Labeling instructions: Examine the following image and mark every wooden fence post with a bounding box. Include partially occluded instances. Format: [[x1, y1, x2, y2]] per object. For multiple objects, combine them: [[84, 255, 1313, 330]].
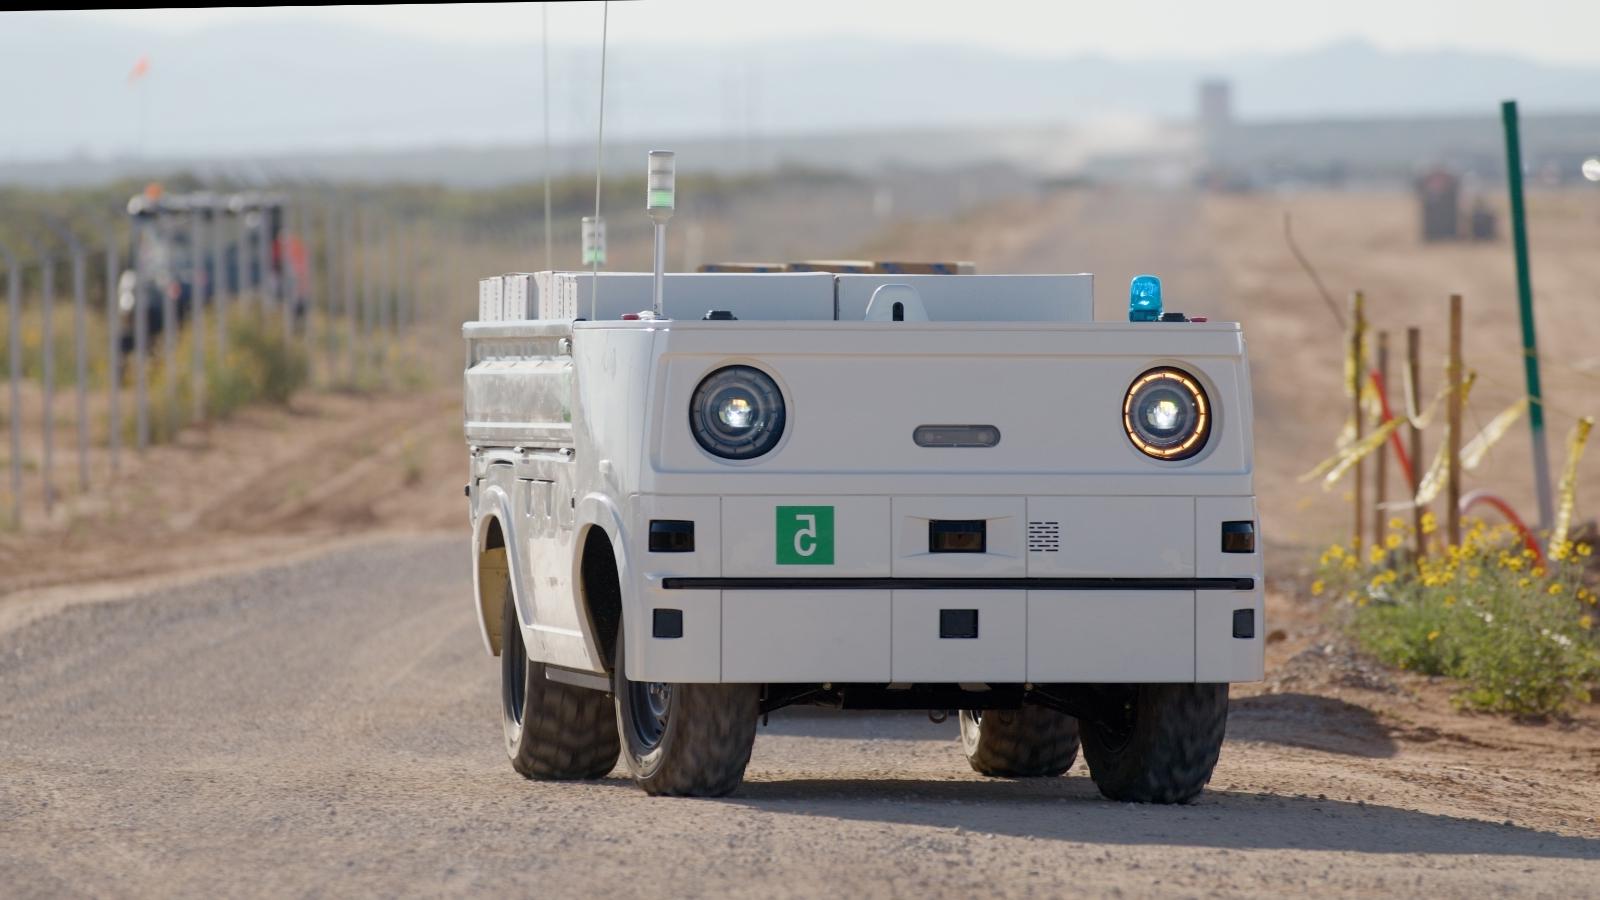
[[1373, 330, 1389, 548], [1350, 290, 1365, 550], [1407, 326, 1425, 559], [1447, 294, 1463, 548]]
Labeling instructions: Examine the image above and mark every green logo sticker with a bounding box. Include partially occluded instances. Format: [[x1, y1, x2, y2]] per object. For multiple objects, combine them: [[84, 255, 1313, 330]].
[[776, 506, 834, 565]]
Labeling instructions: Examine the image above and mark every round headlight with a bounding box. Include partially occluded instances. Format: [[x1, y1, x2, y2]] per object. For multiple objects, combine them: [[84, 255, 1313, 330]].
[[1123, 368, 1210, 460], [690, 365, 786, 460]]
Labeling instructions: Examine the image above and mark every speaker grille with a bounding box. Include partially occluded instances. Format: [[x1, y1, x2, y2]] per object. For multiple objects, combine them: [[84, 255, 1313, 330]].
[[1027, 521, 1060, 553]]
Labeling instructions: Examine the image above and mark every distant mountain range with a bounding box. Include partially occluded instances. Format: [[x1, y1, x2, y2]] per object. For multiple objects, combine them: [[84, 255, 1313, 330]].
[[5, 13, 1599, 184]]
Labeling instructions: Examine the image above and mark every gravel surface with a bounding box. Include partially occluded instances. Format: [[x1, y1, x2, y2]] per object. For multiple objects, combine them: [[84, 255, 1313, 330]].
[[2, 536, 1598, 898]]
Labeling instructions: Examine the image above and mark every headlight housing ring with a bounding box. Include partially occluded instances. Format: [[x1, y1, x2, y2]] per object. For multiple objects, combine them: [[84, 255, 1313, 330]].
[[1123, 367, 1210, 461], [689, 365, 786, 460]]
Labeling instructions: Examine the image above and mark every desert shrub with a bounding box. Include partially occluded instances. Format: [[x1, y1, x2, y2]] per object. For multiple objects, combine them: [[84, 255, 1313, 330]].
[[136, 308, 309, 443], [1315, 516, 1599, 718]]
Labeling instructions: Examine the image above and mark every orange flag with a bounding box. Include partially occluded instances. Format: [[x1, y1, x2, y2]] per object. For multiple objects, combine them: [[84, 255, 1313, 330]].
[[128, 55, 150, 83]]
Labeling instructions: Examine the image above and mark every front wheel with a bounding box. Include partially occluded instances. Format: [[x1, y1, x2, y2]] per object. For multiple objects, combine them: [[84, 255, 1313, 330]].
[[500, 586, 620, 779], [613, 624, 759, 797], [1079, 683, 1229, 804]]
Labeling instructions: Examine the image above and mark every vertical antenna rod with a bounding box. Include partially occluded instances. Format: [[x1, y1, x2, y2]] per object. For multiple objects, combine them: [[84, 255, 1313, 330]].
[[542, 4, 553, 273], [589, 1, 609, 320]]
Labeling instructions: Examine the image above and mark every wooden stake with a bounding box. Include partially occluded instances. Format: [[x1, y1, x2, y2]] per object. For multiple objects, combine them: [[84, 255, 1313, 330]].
[[1447, 294, 1463, 548], [1373, 330, 1389, 549], [1407, 326, 1426, 560], [1350, 291, 1365, 550]]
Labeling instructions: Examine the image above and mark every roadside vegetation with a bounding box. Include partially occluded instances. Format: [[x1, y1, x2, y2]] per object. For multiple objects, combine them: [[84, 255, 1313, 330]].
[[139, 310, 309, 443], [1314, 516, 1600, 717]]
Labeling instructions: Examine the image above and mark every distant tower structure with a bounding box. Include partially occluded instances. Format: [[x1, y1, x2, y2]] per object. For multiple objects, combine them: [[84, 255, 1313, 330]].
[[1197, 79, 1234, 184], [1198, 79, 1233, 136]]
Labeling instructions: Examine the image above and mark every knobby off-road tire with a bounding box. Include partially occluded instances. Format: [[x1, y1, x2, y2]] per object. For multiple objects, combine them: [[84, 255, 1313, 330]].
[[613, 625, 759, 797], [500, 586, 620, 779], [959, 707, 1080, 777], [1079, 683, 1229, 804]]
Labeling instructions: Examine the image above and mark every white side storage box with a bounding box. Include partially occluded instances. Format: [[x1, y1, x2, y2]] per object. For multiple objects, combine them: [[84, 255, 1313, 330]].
[[555, 272, 835, 321], [836, 274, 1094, 322], [501, 273, 539, 321], [534, 271, 575, 320], [477, 276, 504, 322]]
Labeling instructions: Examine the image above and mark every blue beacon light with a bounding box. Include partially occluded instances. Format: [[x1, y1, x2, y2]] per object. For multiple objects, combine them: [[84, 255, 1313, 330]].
[[1128, 274, 1163, 322]]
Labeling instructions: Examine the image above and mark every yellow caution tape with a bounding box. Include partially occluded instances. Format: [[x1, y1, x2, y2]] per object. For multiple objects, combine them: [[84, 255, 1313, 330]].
[[1460, 398, 1528, 470], [1551, 417, 1594, 549], [1301, 371, 1472, 487], [1410, 374, 1478, 507]]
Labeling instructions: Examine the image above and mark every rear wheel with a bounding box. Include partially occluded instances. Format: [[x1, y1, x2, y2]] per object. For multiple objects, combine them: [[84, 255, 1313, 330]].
[[500, 585, 620, 779], [613, 624, 759, 796], [959, 706, 1080, 777], [1079, 683, 1229, 804]]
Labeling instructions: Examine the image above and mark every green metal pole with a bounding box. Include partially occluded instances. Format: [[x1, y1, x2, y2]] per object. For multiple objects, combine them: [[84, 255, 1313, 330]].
[[1500, 99, 1555, 533]]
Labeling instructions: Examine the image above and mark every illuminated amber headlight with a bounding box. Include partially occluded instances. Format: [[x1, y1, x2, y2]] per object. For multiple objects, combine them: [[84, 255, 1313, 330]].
[[1123, 368, 1210, 460]]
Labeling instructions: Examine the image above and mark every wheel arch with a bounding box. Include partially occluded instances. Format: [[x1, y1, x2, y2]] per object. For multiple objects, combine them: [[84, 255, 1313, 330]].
[[574, 494, 630, 672], [472, 485, 518, 657]]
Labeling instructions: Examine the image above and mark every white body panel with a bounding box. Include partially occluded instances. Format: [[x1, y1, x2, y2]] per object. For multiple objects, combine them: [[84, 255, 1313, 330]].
[[465, 272, 1263, 686]]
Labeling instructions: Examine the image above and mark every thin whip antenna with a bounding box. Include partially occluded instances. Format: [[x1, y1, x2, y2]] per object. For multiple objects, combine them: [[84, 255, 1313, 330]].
[[589, 0, 609, 320], [542, 3, 552, 273]]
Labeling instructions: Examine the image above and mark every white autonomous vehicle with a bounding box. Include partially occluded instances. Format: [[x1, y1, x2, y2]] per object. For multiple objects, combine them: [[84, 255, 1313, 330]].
[[464, 153, 1261, 800]]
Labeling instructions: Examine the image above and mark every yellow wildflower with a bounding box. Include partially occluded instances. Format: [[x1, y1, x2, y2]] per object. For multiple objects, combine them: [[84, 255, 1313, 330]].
[[1421, 512, 1437, 535], [1581, 615, 1593, 631], [1532, 567, 1546, 579], [1388, 517, 1405, 532], [1548, 583, 1564, 596], [1518, 577, 1532, 589], [1578, 543, 1592, 557], [1369, 544, 1387, 565], [1443, 595, 1457, 607], [1465, 566, 1481, 581], [1311, 579, 1325, 596], [1427, 629, 1441, 642], [1327, 543, 1345, 560], [1550, 541, 1570, 562], [1385, 533, 1402, 550]]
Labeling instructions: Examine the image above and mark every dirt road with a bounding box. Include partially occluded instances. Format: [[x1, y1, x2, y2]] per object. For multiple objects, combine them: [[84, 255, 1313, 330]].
[[4, 187, 1599, 896], [1, 536, 1597, 898]]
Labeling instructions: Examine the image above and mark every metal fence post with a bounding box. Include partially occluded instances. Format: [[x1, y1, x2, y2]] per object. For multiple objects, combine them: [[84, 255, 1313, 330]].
[[344, 206, 358, 386], [190, 206, 206, 425], [302, 203, 318, 382], [161, 218, 178, 437], [2, 241, 21, 527], [134, 232, 150, 451], [322, 204, 338, 384], [44, 222, 92, 493], [32, 240, 57, 514], [105, 225, 121, 477], [362, 213, 375, 378], [281, 201, 295, 345], [214, 196, 228, 365]]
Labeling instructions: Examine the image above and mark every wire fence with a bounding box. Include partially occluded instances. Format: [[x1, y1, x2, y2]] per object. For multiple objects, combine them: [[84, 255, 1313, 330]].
[[0, 189, 436, 529]]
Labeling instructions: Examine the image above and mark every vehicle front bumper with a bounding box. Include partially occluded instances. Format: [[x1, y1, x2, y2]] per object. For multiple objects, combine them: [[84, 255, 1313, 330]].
[[625, 494, 1264, 684]]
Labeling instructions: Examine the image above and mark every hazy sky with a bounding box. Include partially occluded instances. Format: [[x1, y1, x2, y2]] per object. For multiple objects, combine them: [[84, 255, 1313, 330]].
[[58, 1, 1600, 65]]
